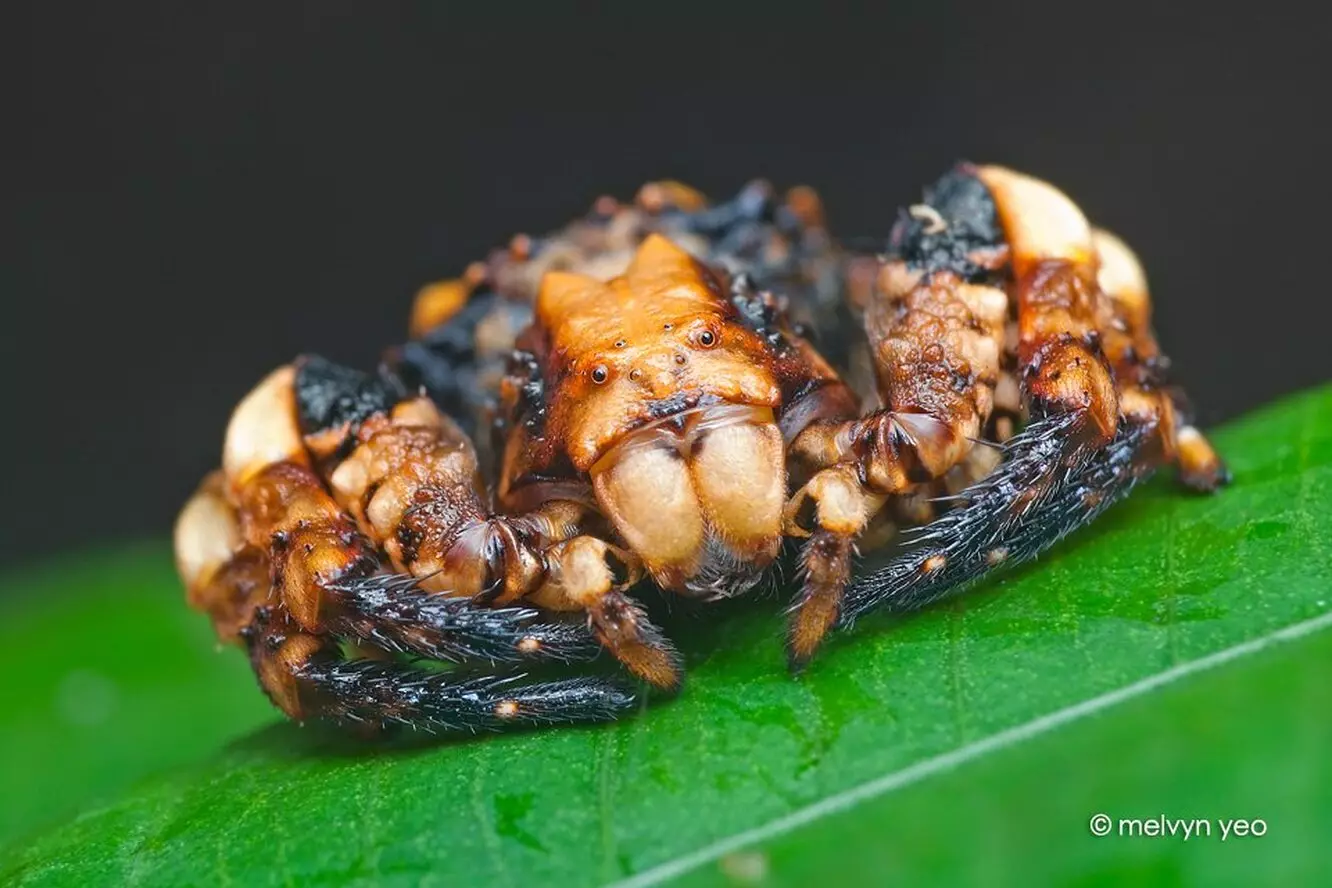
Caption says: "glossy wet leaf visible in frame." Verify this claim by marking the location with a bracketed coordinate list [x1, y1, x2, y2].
[1, 384, 1329, 887]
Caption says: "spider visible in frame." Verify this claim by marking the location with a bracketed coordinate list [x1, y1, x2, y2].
[175, 164, 1229, 733]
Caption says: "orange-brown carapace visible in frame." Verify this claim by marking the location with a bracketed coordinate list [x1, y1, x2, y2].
[175, 167, 1228, 733]
[504, 235, 789, 595]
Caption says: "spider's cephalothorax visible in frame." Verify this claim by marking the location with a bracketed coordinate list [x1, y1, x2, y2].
[175, 166, 1229, 733]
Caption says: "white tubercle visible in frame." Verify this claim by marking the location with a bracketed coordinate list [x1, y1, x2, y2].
[174, 484, 240, 586]
[975, 165, 1093, 276]
[593, 443, 705, 577]
[222, 364, 307, 484]
[1091, 227, 1148, 302]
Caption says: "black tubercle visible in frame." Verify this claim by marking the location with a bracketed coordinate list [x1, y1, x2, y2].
[294, 355, 405, 437]
[383, 290, 533, 441]
[668, 180, 777, 236]
[887, 165, 1003, 282]
[645, 391, 699, 421]
[662, 182, 808, 287]
[507, 349, 547, 434]
[727, 273, 796, 357]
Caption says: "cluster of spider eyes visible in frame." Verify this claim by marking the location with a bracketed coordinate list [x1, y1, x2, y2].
[587, 325, 720, 385]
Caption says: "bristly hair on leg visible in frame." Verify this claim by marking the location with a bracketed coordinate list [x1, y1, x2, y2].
[326, 573, 602, 664]
[786, 527, 854, 671]
[294, 656, 639, 733]
[586, 590, 685, 694]
[839, 414, 1159, 624]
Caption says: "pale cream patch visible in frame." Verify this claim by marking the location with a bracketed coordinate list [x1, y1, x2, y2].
[592, 444, 704, 580]
[976, 166, 1093, 277]
[328, 457, 370, 507]
[818, 479, 864, 534]
[364, 476, 413, 545]
[952, 328, 1002, 383]
[1117, 387, 1162, 423]
[222, 365, 306, 485]
[875, 260, 926, 301]
[954, 283, 1010, 328]
[1092, 227, 1150, 325]
[389, 396, 445, 429]
[994, 373, 1022, 414]
[1091, 227, 1147, 297]
[173, 484, 240, 587]
[530, 535, 617, 610]
[893, 411, 970, 477]
[688, 421, 784, 561]
[785, 465, 875, 538]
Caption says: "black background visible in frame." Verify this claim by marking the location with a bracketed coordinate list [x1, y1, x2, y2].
[8, 3, 1329, 571]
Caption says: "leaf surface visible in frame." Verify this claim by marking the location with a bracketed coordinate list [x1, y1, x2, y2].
[2, 384, 1329, 887]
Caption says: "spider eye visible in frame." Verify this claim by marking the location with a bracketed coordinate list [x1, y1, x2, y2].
[697, 329, 717, 348]
[590, 365, 609, 384]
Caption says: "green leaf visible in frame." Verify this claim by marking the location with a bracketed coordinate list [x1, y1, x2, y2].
[2, 384, 1329, 887]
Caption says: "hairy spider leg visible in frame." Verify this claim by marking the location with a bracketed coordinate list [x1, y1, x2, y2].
[493, 365, 693, 689]
[523, 539, 685, 693]
[244, 612, 634, 735]
[297, 354, 690, 691]
[772, 168, 1012, 669]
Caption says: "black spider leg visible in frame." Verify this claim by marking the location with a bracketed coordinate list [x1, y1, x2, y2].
[327, 574, 603, 665]
[838, 413, 1159, 624]
[245, 616, 635, 735]
[294, 659, 637, 734]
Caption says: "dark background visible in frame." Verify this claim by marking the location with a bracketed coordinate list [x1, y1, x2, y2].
[8, 4, 1329, 571]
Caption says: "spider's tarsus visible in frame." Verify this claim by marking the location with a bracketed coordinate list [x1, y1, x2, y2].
[587, 591, 685, 694]
[786, 528, 854, 672]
